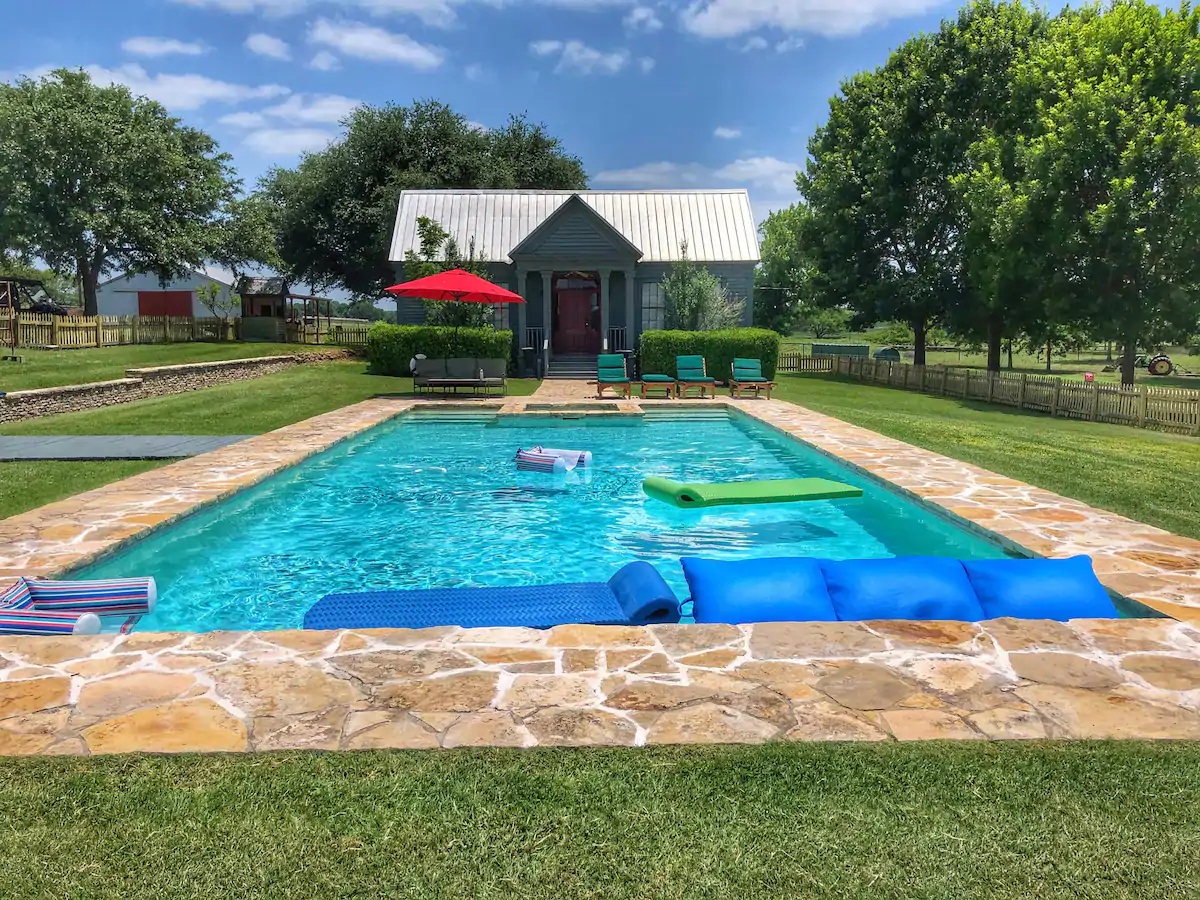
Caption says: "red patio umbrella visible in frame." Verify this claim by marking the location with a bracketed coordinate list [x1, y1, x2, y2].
[385, 269, 525, 356]
[385, 269, 524, 305]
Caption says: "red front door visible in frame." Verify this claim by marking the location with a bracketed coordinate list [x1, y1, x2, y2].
[553, 288, 600, 354]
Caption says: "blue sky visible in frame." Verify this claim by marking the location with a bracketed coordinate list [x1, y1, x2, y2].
[4, 0, 965, 222]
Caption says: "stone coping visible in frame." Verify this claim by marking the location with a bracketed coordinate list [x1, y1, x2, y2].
[3, 617, 1200, 755]
[1, 393, 1200, 753]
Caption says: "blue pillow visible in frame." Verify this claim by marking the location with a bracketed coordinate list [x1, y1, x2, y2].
[681, 556, 836, 624]
[962, 556, 1117, 621]
[821, 557, 986, 621]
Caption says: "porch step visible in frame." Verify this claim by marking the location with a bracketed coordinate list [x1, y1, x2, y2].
[546, 354, 598, 380]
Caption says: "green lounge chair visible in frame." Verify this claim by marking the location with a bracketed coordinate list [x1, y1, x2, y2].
[639, 374, 675, 399]
[729, 357, 775, 399]
[675, 355, 716, 398]
[596, 353, 632, 399]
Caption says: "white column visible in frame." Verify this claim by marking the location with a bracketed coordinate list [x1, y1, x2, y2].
[541, 270, 553, 361]
[514, 267, 526, 346]
[598, 268, 610, 351]
[625, 267, 636, 346]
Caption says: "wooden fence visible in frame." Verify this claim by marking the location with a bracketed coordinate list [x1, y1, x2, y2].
[778, 353, 834, 373]
[0, 312, 371, 350]
[836, 356, 1200, 435]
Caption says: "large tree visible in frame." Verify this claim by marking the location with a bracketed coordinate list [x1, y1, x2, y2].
[264, 102, 587, 297]
[1022, 0, 1200, 384]
[0, 70, 236, 314]
[754, 203, 811, 335]
[800, 35, 961, 364]
[210, 194, 282, 283]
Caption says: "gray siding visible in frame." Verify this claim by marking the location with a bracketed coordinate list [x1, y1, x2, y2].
[513, 202, 635, 261]
[631, 262, 756, 339]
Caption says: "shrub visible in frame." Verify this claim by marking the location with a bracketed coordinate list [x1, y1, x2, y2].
[639, 328, 781, 380]
[366, 323, 513, 375]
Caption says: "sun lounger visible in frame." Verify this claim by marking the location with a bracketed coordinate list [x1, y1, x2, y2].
[675, 355, 716, 398]
[303, 562, 680, 630]
[729, 357, 776, 399]
[596, 353, 632, 399]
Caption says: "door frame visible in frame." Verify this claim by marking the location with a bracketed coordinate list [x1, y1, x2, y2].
[550, 270, 601, 355]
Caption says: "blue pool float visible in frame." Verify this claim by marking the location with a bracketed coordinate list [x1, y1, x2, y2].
[682, 555, 1119, 624]
[304, 561, 679, 631]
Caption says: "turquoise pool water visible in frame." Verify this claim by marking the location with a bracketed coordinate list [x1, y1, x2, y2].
[77, 410, 1009, 632]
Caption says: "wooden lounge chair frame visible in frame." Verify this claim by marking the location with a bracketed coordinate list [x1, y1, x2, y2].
[729, 357, 776, 399]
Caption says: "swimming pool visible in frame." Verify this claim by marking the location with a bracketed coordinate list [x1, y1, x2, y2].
[77, 409, 1010, 632]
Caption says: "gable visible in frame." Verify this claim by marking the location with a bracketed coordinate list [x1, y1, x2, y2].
[509, 195, 641, 262]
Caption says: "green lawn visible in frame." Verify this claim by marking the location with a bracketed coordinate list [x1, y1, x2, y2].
[0, 361, 538, 518]
[775, 374, 1200, 539]
[0, 342, 334, 392]
[0, 742, 1196, 899]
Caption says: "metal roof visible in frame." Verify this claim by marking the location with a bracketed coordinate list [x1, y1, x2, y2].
[236, 276, 289, 296]
[389, 190, 761, 264]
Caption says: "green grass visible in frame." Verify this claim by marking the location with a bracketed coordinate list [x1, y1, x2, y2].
[0, 342, 334, 392]
[775, 374, 1200, 539]
[0, 361, 539, 518]
[0, 743, 1197, 899]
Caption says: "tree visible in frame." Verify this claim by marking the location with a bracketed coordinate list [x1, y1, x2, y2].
[1020, 0, 1200, 385]
[196, 281, 239, 323]
[800, 35, 960, 365]
[0, 70, 236, 314]
[333, 298, 390, 322]
[0, 257, 79, 307]
[661, 242, 742, 331]
[264, 102, 586, 297]
[754, 204, 811, 334]
[402, 217, 494, 328]
[211, 195, 281, 283]
[800, 307, 852, 339]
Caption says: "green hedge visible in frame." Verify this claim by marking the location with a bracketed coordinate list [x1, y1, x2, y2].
[366, 324, 513, 375]
[639, 329, 781, 380]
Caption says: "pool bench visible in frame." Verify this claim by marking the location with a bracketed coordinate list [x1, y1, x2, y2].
[414, 357, 507, 397]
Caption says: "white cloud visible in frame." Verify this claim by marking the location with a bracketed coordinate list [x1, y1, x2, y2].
[356, 0, 458, 26]
[308, 18, 444, 70]
[82, 64, 289, 110]
[220, 93, 360, 129]
[529, 39, 629, 75]
[713, 156, 799, 194]
[466, 120, 489, 132]
[219, 110, 270, 127]
[681, 0, 944, 38]
[464, 63, 487, 81]
[638, 56, 655, 72]
[243, 127, 334, 156]
[713, 126, 740, 139]
[246, 33, 292, 60]
[596, 155, 799, 194]
[173, 0, 455, 25]
[308, 50, 341, 70]
[775, 35, 805, 52]
[740, 35, 768, 51]
[624, 5, 662, 32]
[121, 36, 209, 58]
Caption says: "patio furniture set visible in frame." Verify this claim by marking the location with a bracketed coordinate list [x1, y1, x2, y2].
[596, 354, 776, 400]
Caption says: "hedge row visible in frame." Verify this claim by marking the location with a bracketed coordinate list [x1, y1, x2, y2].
[639, 329, 781, 380]
[366, 324, 513, 375]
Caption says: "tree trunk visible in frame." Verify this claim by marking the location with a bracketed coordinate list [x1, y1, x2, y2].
[1045, 338, 1052, 372]
[79, 260, 100, 316]
[985, 313, 1003, 372]
[1120, 334, 1137, 386]
[1006, 340, 1013, 369]
[1105, 341, 1113, 363]
[912, 318, 927, 366]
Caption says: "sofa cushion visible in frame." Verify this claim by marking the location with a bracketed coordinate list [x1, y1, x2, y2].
[682, 556, 836, 624]
[962, 556, 1118, 621]
[821, 557, 986, 621]
[446, 358, 478, 380]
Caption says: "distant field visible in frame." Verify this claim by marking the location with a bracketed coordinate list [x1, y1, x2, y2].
[782, 336, 1200, 388]
[0, 343, 333, 392]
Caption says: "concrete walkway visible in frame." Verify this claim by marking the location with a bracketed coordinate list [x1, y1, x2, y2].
[0, 435, 252, 461]
[530, 378, 597, 401]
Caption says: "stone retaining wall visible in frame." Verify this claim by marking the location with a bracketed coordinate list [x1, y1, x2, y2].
[0, 350, 351, 423]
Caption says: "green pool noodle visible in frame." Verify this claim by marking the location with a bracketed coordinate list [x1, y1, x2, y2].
[642, 476, 863, 508]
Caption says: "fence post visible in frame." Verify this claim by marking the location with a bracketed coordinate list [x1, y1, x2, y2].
[1017, 373, 1027, 409]
[132, 316, 140, 344]
[1051, 379, 1061, 418]
[164, 317, 173, 344]
[1137, 384, 1148, 428]
[963, 369, 971, 399]
[191, 317, 198, 341]
[986, 373, 995, 404]
[940, 367, 949, 395]
[50, 316, 59, 347]
[1193, 398, 1200, 437]
[1089, 382, 1100, 421]
[95, 318, 102, 347]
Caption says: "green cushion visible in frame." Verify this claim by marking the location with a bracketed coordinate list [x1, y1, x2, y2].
[597, 354, 626, 370]
[642, 477, 863, 509]
[677, 374, 715, 383]
[598, 374, 630, 383]
[641, 374, 674, 382]
[733, 358, 766, 380]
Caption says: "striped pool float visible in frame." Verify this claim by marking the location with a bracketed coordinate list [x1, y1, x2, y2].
[515, 448, 566, 473]
[0, 576, 156, 636]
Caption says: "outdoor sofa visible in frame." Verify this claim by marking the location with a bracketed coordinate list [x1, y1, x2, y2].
[413, 357, 508, 397]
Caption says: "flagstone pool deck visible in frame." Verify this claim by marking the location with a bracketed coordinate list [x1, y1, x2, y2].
[1, 391, 1200, 755]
